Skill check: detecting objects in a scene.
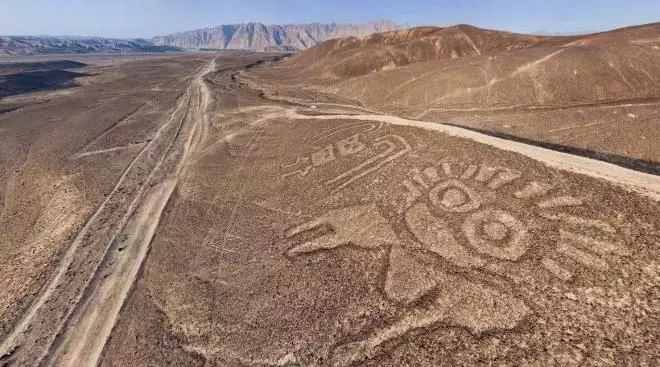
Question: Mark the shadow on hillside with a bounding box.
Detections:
[0,61,89,99]
[443,123,660,176]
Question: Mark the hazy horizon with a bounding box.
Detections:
[2,0,659,39]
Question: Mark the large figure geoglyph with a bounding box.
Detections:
[283,126,630,366]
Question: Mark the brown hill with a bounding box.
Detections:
[242,23,660,164]
[286,25,571,78]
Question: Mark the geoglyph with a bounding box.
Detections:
[282,125,632,365]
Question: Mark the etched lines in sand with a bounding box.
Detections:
[253,106,660,200]
[71,142,146,159]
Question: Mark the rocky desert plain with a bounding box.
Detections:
[0,22,659,367]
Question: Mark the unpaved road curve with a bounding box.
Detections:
[0,58,216,366]
[42,58,217,367]
[259,108,660,201]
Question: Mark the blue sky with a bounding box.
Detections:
[2,0,659,38]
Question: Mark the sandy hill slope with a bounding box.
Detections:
[0,48,658,367]
[286,25,571,77]
[242,22,660,165]
[152,20,400,51]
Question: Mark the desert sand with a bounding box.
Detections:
[0,24,658,367]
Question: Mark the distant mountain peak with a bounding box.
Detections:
[151,21,401,51]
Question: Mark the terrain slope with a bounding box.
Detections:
[0,24,658,367]
[0,60,89,98]
[95,52,658,367]
[0,53,214,365]
[243,23,660,167]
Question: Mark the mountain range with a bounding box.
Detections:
[0,21,400,55]
[151,20,400,51]
[0,36,180,56]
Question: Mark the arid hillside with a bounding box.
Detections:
[285,25,569,77]
[242,23,660,165]
[0,46,658,367]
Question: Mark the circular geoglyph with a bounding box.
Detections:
[462,209,529,261]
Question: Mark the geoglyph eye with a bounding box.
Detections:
[429,179,481,213]
[462,209,529,261]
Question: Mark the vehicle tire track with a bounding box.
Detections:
[0,59,215,366]
[75,101,151,155]
[41,58,217,367]
[72,142,146,159]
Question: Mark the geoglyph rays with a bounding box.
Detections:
[284,160,631,365]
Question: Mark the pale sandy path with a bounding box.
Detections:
[46,179,178,366]
[267,108,660,201]
[43,58,216,367]
[5,57,655,365]
[72,142,146,159]
[0,76,195,361]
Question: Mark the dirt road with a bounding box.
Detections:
[241,106,660,200]
[97,55,658,366]
[1,53,658,366]
[0,57,216,366]
[42,58,217,367]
